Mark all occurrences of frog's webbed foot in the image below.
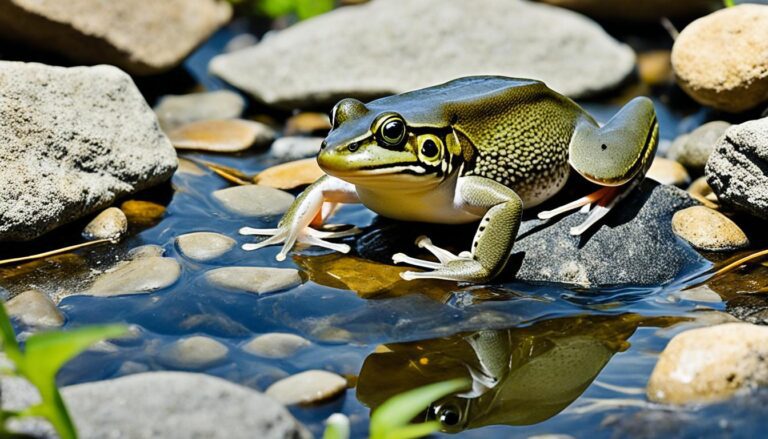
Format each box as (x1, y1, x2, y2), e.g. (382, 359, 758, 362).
(392, 236, 484, 281)
(240, 226, 357, 261)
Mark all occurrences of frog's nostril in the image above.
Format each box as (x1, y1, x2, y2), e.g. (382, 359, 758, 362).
(320, 140, 328, 150)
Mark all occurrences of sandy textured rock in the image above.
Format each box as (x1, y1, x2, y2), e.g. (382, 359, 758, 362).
(211, 0, 634, 109)
(0, 0, 232, 74)
(671, 5, 768, 112)
(6, 289, 64, 327)
(206, 266, 302, 294)
(537, 0, 716, 21)
(266, 370, 347, 405)
(159, 336, 228, 369)
(81, 207, 128, 241)
(0, 62, 177, 241)
(672, 206, 748, 252)
(243, 333, 311, 358)
(3, 372, 311, 438)
(213, 185, 294, 217)
(86, 257, 181, 296)
(154, 90, 245, 131)
(176, 232, 236, 262)
(647, 323, 768, 405)
(706, 117, 768, 220)
(667, 121, 731, 175)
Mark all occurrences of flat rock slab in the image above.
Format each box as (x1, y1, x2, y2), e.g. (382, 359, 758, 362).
(211, 0, 634, 109)
(86, 257, 181, 296)
(0, 0, 232, 74)
(205, 266, 302, 294)
(511, 180, 704, 286)
(0, 62, 177, 241)
(3, 372, 311, 438)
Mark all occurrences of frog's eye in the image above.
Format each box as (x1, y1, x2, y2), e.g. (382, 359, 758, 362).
(418, 134, 443, 161)
(377, 117, 406, 147)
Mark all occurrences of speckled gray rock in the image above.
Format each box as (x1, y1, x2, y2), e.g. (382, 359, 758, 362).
(205, 267, 302, 294)
(0, 62, 177, 241)
(243, 333, 311, 358)
(177, 232, 236, 261)
(213, 185, 295, 217)
(0, 0, 232, 74)
(727, 295, 768, 326)
(3, 372, 311, 438)
(81, 207, 128, 241)
(86, 257, 181, 296)
(6, 289, 64, 327)
(154, 90, 245, 131)
(512, 180, 704, 286)
(159, 336, 229, 369)
(706, 117, 768, 220)
(667, 121, 730, 174)
(210, 0, 635, 109)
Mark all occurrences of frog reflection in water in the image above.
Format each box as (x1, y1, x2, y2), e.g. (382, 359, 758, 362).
(356, 315, 662, 432)
(241, 76, 658, 283)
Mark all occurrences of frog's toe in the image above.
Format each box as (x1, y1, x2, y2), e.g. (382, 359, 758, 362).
(392, 253, 442, 269)
(398, 258, 491, 283)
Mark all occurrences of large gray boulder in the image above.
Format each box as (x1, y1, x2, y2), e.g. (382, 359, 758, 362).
(0, 61, 177, 241)
(0, 0, 232, 75)
(2, 372, 311, 439)
(210, 0, 635, 109)
(706, 117, 768, 220)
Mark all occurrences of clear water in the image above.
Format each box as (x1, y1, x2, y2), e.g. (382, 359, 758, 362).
(1, 21, 767, 439)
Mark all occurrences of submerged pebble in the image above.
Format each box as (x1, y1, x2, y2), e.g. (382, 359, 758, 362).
(86, 257, 181, 297)
(212, 185, 294, 217)
(159, 336, 229, 369)
(243, 333, 311, 358)
(154, 90, 245, 131)
(667, 121, 730, 175)
(81, 207, 128, 241)
(120, 200, 166, 227)
(270, 136, 324, 160)
(647, 157, 690, 187)
(205, 267, 302, 294)
(176, 232, 236, 262)
(126, 244, 165, 260)
(265, 370, 347, 405)
(6, 290, 64, 327)
(671, 206, 749, 251)
(647, 323, 768, 404)
(168, 119, 276, 152)
(675, 285, 722, 303)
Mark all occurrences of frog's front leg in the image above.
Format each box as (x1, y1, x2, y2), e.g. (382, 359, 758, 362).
(393, 176, 522, 283)
(240, 175, 360, 261)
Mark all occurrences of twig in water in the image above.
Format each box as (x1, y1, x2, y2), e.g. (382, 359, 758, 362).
(0, 239, 113, 267)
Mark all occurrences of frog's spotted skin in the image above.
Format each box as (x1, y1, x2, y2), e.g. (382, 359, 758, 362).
(241, 76, 659, 283)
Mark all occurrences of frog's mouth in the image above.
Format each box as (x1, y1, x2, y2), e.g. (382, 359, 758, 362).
(318, 140, 440, 183)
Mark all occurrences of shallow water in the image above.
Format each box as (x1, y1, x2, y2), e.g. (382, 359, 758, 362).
(2, 24, 767, 439)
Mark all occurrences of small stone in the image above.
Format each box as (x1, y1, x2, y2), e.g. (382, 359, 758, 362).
(159, 336, 228, 369)
(126, 244, 165, 259)
(647, 323, 768, 404)
(265, 370, 347, 405)
(86, 257, 180, 297)
(177, 158, 206, 176)
(176, 232, 236, 262)
(676, 285, 722, 303)
(270, 137, 323, 160)
(687, 177, 718, 209)
(224, 33, 259, 53)
(671, 5, 768, 112)
(667, 121, 731, 174)
(243, 333, 311, 358)
(120, 200, 166, 227)
(647, 157, 690, 187)
(284, 113, 332, 136)
(637, 50, 672, 86)
(253, 158, 325, 190)
(672, 206, 748, 251)
(168, 119, 276, 153)
(81, 207, 128, 241)
(6, 290, 64, 327)
(205, 267, 302, 295)
(212, 185, 294, 217)
(706, 117, 768, 220)
(726, 294, 768, 326)
(154, 91, 245, 131)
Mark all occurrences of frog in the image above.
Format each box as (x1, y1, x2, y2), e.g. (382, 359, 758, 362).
(240, 76, 658, 283)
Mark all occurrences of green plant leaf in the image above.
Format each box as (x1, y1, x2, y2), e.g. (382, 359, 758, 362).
(385, 421, 442, 439)
(322, 413, 350, 439)
(296, 0, 334, 20)
(0, 305, 21, 364)
(723, 0, 735, 7)
(260, 0, 296, 17)
(370, 378, 469, 439)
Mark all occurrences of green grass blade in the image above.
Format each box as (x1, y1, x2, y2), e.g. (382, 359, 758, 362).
(260, 0, 296, 17)
(370, 378, 469, 439)
(0, 305, 22, 364)
(296, 0, 334, 20)
(385, 421, 442, 439)
(723, 0, 735, 6)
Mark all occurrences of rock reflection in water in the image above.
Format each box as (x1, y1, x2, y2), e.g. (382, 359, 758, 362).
(357, 314, 672, 433)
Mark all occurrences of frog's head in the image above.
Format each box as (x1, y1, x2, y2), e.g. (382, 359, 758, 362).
(318, 98, 464, 189)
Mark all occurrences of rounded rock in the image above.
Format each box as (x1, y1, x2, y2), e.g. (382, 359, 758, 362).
(168, 119, 275, 153)
(154, 90, 245, 131)
(647, 323, 768, 404)
(159, 336, 229, 369)
(687, 177, 718, 209)
(672, 206, 748, 251)
(265, 370, 347, 405)
(6, 290, 64, 327)
(86, 257, 181, 296)
(671, 5, 768, 112)
(82, 207, 128, 241)
(176, 232, 236, 262)
(270, 137, 324, 160)
(647, 157, 690, 187)
(243, 333, 311, 359)
(212, 185, 294, 217)
(205, 267, 302, 295)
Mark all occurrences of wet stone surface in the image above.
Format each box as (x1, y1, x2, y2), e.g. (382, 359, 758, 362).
(265, 370, 348, 405)
(86, 257, 181, 297)
(176, 232, 236, 262)
(205, 267, 302, 294)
